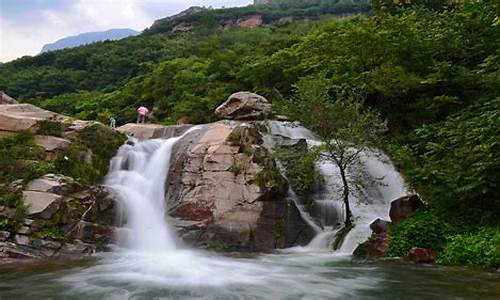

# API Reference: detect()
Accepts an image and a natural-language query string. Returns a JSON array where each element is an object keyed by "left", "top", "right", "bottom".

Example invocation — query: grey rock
[
  {"left": 215, "top": 92, "right": 272, "bottom": 120},
  {"left": 23, "top": 191, "right": 62, "bottom": 219},
  {"left": 0, "top": 231, "right": 10, "bottom": 242}
]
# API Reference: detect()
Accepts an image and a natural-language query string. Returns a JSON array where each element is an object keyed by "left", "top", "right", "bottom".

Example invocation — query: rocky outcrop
[
  {"left": 0, "top": 92, "right": 18, "bottom": 104},
  {"left": 390, "top": 194, "right": 423, "bottom": 222},
  {"left": 167, "top": 121, "right": 294, "bottom": 251},
  {"left": 117, "top": 123, "right": 192, "bottom": 139},
  {"left": 0, "top": 104, "right": 69, "bottom": 133},
  {"left": 215, "top": 92, "right": 272, "bottom": 121}
]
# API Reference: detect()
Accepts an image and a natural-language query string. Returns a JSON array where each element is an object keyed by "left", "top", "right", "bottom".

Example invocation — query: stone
[
  {"left": 73, "top": 221, "right": 115, "bottom": 245},
  {"left": 26, "top": 174, "right": 78, "bottom": 195},
  {"left": 0, "top": 231, "right": 10, "bottom": 242},
  {"left": 22, "top": 191, "right": 62, "bottom": 219},
  {"left": 17, "top": 226, "right": 32, "bottom": 235},
  {"left": 81, "top": 187, "right": 119, "bottom": 226},
  {"left": 0, "top": 104, "right": 68, "bottom": 132},
  {"left": 370, "top": 218, "right": 391, "bottom": 234},
  {"left": 0, "top": 242, "right": 40, "bottom": 259},
  {"left": 390, "top": 194, "right": 424, "bottom": 222},
  {"left": 0, "top": 206, "right": 16, "bottom": 219},
  {"left": 34, "top": 135, "right": 70, "bottom": 153},
  {"left": 117, "top": 123, "right": 192, "bottom": 139},
  {"left": 236, "top": 14, "right": 263, "bottom": 28},
  {"left": 353, "top": 232, "right": 390, "bottom": 259},
  {"left": 215, "top": 92, "right": 272, "bottom": 120},
  {"left": 167, "top": 121, "right": 290, "bottom": 252},
  {"left": 58, "top": 241, "right": 95, "bottom": 256},
  {"left": 0, "top": 91, "right": 18, "bottom": 104},
  {"left": 407, "top": 247, "right": 435, "bottom": 263}
]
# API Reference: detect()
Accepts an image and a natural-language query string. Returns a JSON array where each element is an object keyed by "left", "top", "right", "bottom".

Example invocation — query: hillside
[
  {"left": 0, "top": 0, "right": 499, "bottom": 269},
  {"left": 40, "top": 29, "right": 140, "bottom": 53}
]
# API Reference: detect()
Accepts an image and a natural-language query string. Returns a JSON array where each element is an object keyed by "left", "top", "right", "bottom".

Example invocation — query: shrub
[
  {"left": 387, "top": 210, "right": 451, "bottom": 257},
  {"left": 37, "top": 119, "right": 66, "bottom": 137},
  {"left": 0, "top": 188, "right": 27, "bottom": 231},
  {"left": 438, "top": 228, "right": 500, "bottom": 269}
]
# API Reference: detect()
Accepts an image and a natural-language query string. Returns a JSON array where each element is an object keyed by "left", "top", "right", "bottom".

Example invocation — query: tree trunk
[{"left": 339, "top": 166, "right": 352, "bottom": 227}]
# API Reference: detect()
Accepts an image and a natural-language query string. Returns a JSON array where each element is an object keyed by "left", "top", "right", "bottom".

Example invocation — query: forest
[{"left": 1, "top": 0, "right": 499, "bottom": 268}]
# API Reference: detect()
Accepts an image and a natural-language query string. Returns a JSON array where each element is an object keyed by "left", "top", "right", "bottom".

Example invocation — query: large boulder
[
  {"left": 34, "top": 135, "right": 70, "bottom": 155},
  {"left": 215, "top": 92, "right": 272, "bottom": 121},
  {"left": 0, "top": 104, "right": 68, "bottom": 133},
  {"left": 390, "top": 194, "right": 424, "bottom": 222},
  {"left": 167, "top": 121, "right": 292, "bottom": 252},
  {"left": 117, "top": 123, "right": 192, "bottom": 139},
  {"left": 22, "top": 191, "right": 62, "bottom": 219},
  {"left": 26, "top": 174, "right": 79, "bottom": 195}
]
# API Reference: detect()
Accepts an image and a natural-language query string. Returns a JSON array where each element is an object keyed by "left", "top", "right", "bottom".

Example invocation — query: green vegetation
[
  {"left": 281, "top": 75, "right": 387, "bottom": 226},
  {"left": 0, "top": 188, "right": 26, "bottom": 231},
  {"left": 37, "top": 119, "right": 66, "bottom": 137},
  {"left": 0, "top": 0, "right": 498, "bottom": 267}
]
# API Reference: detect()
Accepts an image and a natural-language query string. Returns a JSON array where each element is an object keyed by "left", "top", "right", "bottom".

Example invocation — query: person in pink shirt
[{"left": 136, "top": 106, "right": 149, "bottom": 124}]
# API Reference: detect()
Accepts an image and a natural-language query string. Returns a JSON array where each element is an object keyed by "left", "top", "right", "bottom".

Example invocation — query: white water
[
  {"left": 266, "top": 121, "right": 407, "bottom": 253},
  {"left": 105, "top": 136, "right": 183, "bottom": 252}
]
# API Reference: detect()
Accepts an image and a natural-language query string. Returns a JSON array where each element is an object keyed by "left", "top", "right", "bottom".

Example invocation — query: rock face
[
  {"left": 117, "top": 123, "right": 192, "bottom": 139},
  {"left": 0, "top": 104, "right": 68, "bottom": 133},
  {"left": 390, "top": 194, "right": 424, "bottom": 222},
  {"left": 167, "top": 121, "right": 294, "bottom": 251},
  {"left": 0, "top": 92, "right": 18, "bottom": 104},
  {"left": 215, "top": 92, "right": 272, "bottom": 121}
]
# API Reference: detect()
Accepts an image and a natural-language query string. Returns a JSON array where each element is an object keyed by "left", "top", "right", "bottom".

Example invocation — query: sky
[{"left": 0, "top": 0, "right": 253, "bottom": 62}]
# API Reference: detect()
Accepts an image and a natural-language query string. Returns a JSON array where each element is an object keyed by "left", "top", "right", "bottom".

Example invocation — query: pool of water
[{"left": 1, "top": 250, "right": 499, "bottom": 300}]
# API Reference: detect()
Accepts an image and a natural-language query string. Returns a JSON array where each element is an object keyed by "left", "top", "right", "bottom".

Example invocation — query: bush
[
  {"left": 0, "top": 188, "right": 27, "bottom": 231},
  {"left": 438, "top": 228, "right": 500, "bottom": 269},
  {"left": 387, "top": 210, "right": 451, "bottom": 257},
  {"left": 37, "top": 119, "right": 65, "bottom": 137}
]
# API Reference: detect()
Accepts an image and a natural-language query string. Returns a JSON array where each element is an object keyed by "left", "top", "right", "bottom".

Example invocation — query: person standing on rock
[{"left": 136, "top": 106, "right": 149, "bottom": 124}]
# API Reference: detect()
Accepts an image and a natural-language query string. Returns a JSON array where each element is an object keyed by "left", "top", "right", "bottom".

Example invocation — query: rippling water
[{"left": 1, "top": 251, "right": 499, "bottom": 300}]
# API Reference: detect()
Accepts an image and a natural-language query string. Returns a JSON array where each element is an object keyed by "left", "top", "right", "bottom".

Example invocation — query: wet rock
[
  {"left": 0, "top": 231, "right": 10, "bottom": 242},
  {"left": 353, "top": 232, "right": 390, "bottom": 258},
  {"left": 215, "top": 92, "right": 272, "bottom": 120},
  {"left": 390, "top": 194, "right": 424, "bottom": 222},
  {"left": 17, "top": 226, "right": 32, "bottom": 235},
  {"left": 26, "top": 174, "right": 79, "bottom": 195},
  {"left": 117, "top": 123, "right": 192, "bottom": 139},
  {"left": 407, "top": 247, "right": 435, "bottom": 263},
  {"left": 81, "top": 186, "right": 119, "bottom": 226},
  {"left": 370, "top": 219, "right": 391, "bottom": 234},
  {"left": 22, "top": 191, "right": 62, "bottom": 219},
  {"left": 58, "top": 241, "right": 95, "bottom": 256},
  {"left": 73, "top": 221, "right": 115, "bottom": 246},
  {"left": 168, "top": 122, "right": 289, "bottom": 252},
  {"left": 0, "top": 242, "right": 40, "bottom": 259}
]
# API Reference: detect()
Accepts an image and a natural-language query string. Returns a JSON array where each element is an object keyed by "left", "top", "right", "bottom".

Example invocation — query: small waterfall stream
[{"left": 266, "top": 121, "right": 407, "bottom": 253}]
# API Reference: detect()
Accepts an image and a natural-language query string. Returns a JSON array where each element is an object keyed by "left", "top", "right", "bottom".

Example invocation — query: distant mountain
[{"left": 41, "top": 29, "right": 140, "bottom": 53}]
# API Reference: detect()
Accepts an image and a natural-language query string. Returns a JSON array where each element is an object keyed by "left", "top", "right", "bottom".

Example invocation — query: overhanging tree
[{"left": 282, "top": 74, "right": 387, "bottom": 227}]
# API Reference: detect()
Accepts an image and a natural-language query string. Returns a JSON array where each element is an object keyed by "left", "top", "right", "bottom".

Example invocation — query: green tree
[{"left": 282, "top": 74, "right": 387, "bottom": 227}]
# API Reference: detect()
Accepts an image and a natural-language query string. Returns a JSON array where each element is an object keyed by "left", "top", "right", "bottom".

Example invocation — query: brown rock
[
  {"left": 407, "top": 247, "right": 435, "bottom": 263},
  {"left": 215, "top": 92, "right": 272, "bottom": 120},
  {"left": 237, "top": 14, "right": 263, "bottom": 28},
  {"left": 390, "top": 194, "right": 424, "bottom": 222},
  {"left": 117, "top": 123, "right": 192, "bottom": 139},
  {"left": 0, "top": 92, "right": 18, "bottom": 104},
  {"left": 0, "top": 104, "right": 68, "bottom": 132},
  {"left": 34, "top": 135, "right": 70, "bottom": 153}
]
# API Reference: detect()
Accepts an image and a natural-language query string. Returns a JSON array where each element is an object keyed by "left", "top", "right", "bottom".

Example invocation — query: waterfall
[
  {"left": 105, "top": 129, "right": 195, "bottom": 252},
  {"left": 267, "top": 121, "right": 407, "bottom": 253}
]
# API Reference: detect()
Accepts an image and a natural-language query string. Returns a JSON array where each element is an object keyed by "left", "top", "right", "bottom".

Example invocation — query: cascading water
[
  {"left": 105, "top": 135, "right": 184, "bottom": 252},
  {"left": 266, "top": 121, "right": 407, "bottom": 253}
]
